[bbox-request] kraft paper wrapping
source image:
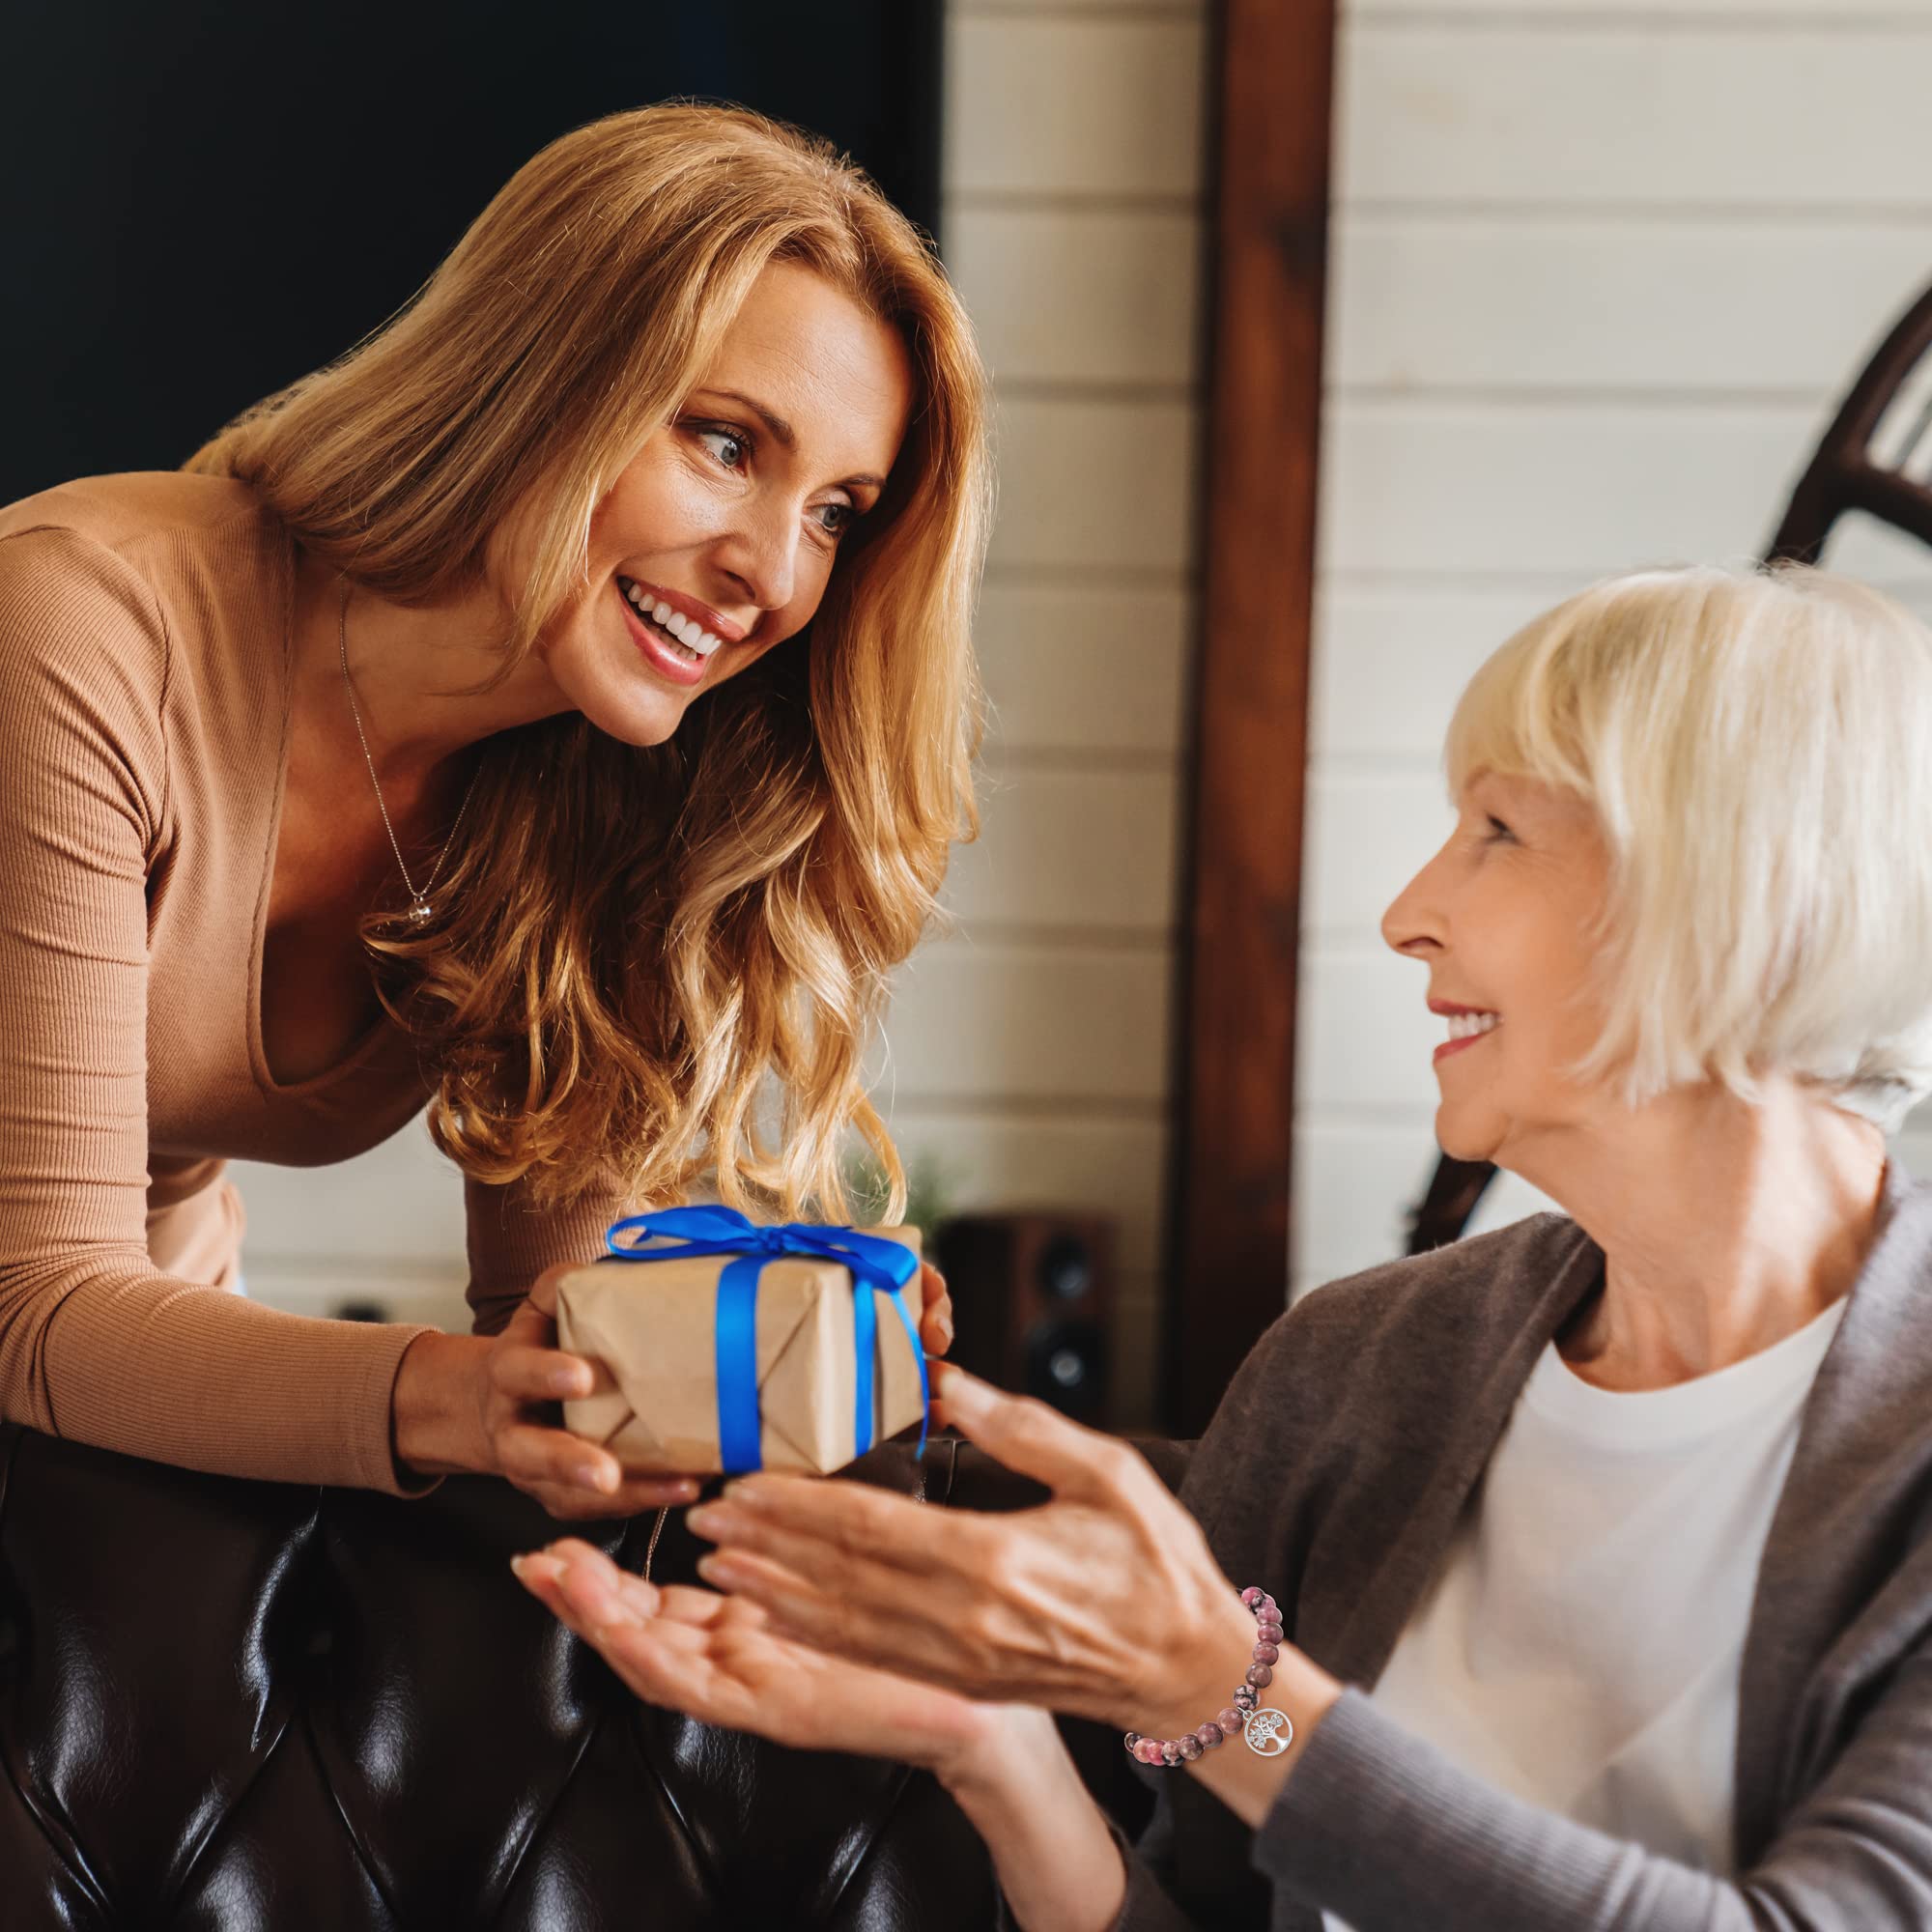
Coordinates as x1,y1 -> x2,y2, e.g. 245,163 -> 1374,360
555,1227 -> 924,1475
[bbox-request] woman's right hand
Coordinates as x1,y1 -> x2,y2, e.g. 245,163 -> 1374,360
514,1537 -> 1002,1773
482,1264 -> 706,1517
392,1263 -> 702,1519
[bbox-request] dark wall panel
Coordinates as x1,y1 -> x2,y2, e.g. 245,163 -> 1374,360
1,1 -> 943,502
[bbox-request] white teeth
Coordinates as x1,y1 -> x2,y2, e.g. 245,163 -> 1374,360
1446,1012 -> 1499,1041
619,580 -> 724,663
660,611 -> 724,658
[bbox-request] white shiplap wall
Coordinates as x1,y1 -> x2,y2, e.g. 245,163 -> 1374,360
1299,0 -> 1932,1297
236,7 -> 1932,1406
880,0 -> 1208,1427
235,5 -> 1212,1433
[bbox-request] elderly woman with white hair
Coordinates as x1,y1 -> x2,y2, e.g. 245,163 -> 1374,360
516,562 -> 1932,1928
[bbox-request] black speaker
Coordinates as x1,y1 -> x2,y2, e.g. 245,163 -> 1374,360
933,1212 -> 1116,1424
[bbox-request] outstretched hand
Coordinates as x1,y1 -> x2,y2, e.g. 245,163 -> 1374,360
671,1361 -> 1254,1734
512,1537 -> 1009,1776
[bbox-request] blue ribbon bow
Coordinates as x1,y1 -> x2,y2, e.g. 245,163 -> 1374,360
602,1205 -> 929,1474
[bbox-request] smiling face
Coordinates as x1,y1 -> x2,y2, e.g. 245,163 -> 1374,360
1380,771 -> 1619,1171
529,259 -> 915,746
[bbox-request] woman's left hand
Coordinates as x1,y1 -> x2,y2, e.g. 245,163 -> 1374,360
676,1360 -> 1257,1735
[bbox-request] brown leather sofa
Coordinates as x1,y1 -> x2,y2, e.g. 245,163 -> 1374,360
0,1422 -> 1190,1928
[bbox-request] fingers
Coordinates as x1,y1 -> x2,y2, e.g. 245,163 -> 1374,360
544,1544 -> 761,1649
689,1511 -> 938,1637
486,1350 -> 700,1515
514,1542 -> 996,1770
594,1613 -> 992,1769
649,1580 -> 772,1632
689,1532 -> 980,1693
514,1541 -> 767,1642
516,1548 -> 671,1656
565,1595 -> 796,1736
930,1363 -> 1151,1503
692,1545 -> 859,1643
693,1544 -> 994,1703
497,1263 -> 584,1355
512,1548 -> 610,1641
498,1422 -> 616,1495
548,1541 -> 652,1630
919,1263 -> 955,1357
525,1260 -> 580,1318
498,1292 -> 559,1351
521,1481 -> 702,1522
491,1343 -> 595,1406
515,1547 -> 779,1727
554,1473 -> 702,1519
697,1469 -> 985,1580
688,1488 -> 979,1613
577,1615 -> 729,1715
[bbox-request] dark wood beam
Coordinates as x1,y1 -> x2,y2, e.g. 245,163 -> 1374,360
1162,0 -> 1336,1435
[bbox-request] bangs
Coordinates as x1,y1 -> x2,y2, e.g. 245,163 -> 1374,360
1442,596 -> 1606,807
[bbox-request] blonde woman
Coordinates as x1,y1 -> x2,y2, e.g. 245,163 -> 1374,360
0,105 -> 982,1514
527,566 -> 1932,1928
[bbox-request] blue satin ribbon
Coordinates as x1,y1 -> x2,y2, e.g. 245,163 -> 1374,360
602,1206 -> 929,1474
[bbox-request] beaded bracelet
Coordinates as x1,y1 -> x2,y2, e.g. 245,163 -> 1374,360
1122,1586 -> 1293,1767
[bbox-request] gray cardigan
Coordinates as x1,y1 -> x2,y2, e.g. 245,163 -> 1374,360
1112,1159 -> 1932,1930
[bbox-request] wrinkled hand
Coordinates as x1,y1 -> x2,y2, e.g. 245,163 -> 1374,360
676,1362 -> 1243,1731
512,1537 -> 1016,1776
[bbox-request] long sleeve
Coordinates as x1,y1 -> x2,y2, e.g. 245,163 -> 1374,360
1045,1194 -> 1932,1929
0,525 -> 433,1492
465,1165 -> 629,1336
1253,1664 -> 1932,1931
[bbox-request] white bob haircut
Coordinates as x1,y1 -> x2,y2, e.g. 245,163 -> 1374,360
1444,561 -> 1932,1135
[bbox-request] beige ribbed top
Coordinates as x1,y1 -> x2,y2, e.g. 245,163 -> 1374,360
0,472 -> 618,1494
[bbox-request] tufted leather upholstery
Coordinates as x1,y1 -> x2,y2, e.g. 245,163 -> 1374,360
0,1422 -> 1191,1928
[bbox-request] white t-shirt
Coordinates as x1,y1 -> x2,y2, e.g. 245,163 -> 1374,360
1321,1293 -> 1847,1932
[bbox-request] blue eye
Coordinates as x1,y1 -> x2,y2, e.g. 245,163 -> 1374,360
696,426 -> 749,469
814,501 -> 855,537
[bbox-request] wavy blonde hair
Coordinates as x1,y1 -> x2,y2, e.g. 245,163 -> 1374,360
188,104 -> 991,1218
1445,563 -> 1932,1132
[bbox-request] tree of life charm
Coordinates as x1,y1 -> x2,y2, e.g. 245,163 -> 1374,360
1244,1707 -> 1293,1756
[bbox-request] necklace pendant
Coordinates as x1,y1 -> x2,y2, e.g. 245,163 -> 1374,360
405,897 -> 435,926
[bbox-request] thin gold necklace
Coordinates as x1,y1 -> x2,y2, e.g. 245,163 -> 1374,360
337,579 -> 480,926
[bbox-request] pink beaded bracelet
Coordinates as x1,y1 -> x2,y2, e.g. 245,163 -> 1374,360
1122,1586 -> 1293,1768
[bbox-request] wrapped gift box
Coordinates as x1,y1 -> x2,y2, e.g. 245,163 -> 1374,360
555,1216 -> 925,1475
